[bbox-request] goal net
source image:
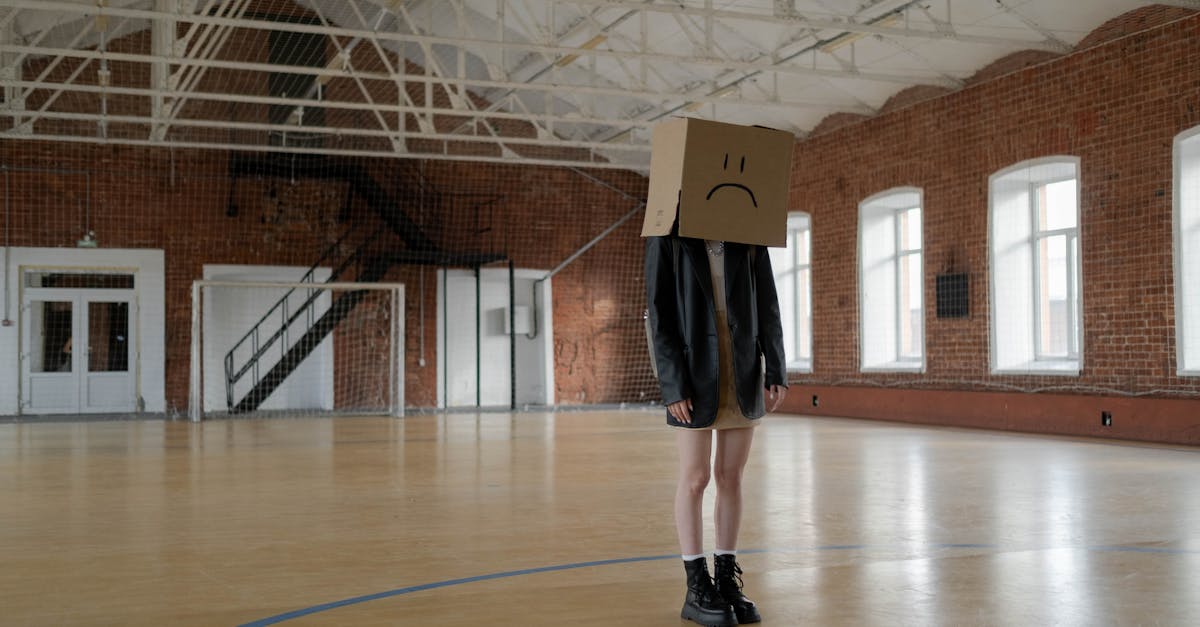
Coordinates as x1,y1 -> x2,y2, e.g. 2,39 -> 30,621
189,280 -> 404,422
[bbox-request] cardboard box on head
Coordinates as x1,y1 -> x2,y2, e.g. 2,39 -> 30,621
641,117 -> 794,247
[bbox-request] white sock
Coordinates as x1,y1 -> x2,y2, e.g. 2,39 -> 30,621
682,553 -> 705,562
714,549 -> 737,557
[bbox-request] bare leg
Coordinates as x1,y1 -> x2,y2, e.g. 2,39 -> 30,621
675,428 -> 713,556
713,427 -> 755,551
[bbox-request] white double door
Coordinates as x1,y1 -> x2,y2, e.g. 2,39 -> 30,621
22,288 -> 136,414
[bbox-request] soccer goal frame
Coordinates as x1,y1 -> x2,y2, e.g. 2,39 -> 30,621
189,279 -> 405,422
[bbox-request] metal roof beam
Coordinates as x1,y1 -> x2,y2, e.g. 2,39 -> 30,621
149,0 -> 175,140
1,7 -> 21,119
162,0 -> 253,133
309,0 -> 404,154
2,130 -> 646,170
345,0 -> 424,141
0,1 -> 961,86
535,0 -> 1071,51
0,108 -> 651,153
3,39 -> 948,91
2,46 -> 872,112
3,78 -> 690,129
13,14 -> 125,135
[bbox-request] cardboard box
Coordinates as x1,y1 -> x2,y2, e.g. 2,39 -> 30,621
642,118 -> 794,247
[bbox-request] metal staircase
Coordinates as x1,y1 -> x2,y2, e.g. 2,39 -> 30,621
222,154 -> 432,414
222,226 -> 390,413
222,153 -> 507,414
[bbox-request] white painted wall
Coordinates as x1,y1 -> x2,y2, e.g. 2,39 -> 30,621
0,247 -> 165,416
201,265 -> 334,413
436,268 -> 553,408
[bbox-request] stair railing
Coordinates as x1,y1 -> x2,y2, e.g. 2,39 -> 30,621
223,224 -> 386,411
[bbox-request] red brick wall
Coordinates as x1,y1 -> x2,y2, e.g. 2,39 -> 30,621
787,8 -> 1200,442
0,141 -> 649,413
7,3 -> 1200,440
1,0 -> 653,414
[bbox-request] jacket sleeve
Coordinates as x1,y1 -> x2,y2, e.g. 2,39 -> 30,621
645,236 -> 692,404
752,245 -> 789,389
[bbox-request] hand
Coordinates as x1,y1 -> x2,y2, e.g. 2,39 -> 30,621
765,385 -> 787,412
667,398 -> 694,424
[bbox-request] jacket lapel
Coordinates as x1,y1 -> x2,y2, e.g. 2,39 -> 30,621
680,238 -> 714,305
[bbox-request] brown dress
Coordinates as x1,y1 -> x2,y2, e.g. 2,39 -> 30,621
679,241 -> 758,431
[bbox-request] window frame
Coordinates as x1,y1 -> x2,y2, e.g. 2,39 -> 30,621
1031,175 -> 1081,361
858,187 -> 925,373
773,212 -> 813,373
1174,125 -> 1200,376
894,205 -> 923,363
988,156 -> 1083,376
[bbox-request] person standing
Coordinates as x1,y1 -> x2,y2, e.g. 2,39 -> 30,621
645,232 -> 788,627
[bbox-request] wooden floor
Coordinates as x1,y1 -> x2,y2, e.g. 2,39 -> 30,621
3,411 -> 1200,626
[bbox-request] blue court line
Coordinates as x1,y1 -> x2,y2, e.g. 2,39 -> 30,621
238,554 -> 680,627
1092,544 -> 1200,554
237,543 -> 1196,626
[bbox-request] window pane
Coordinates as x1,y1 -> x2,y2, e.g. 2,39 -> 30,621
778,213 -> 812,368
772,223 -> 796,365
900,207 -> 922,250
863,192 -> 922,369
25,273 -> 134,289
777,264 -> 796,363
1070,235 -> 1080,356
1179,132 -> 1200,371
1040,179 -> 1077,231
991,159 -> 1081,372
1038,235 -> 1070,357
31,301 -> 73,373
899,253 -> 923,359
768,245 -> 790,278
798,267 -> 812,361
88,302 -> 130,373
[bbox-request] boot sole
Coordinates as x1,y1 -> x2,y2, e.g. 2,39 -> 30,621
680,607 -> 737,627
734,605 -> 762,624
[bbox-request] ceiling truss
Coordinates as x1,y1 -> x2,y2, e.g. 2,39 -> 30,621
0,0 -> 1188,170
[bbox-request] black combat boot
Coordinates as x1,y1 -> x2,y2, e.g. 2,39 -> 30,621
714,553 -> 761,624
681,557 -> 737,627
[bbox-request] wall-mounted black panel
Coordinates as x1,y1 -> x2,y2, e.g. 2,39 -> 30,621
936,273 -> 969,318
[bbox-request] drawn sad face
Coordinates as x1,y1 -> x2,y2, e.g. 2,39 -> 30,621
703,151 -> 758,210
671,121 -> 790,244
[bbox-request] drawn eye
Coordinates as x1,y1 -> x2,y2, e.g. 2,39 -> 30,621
740,156 -> 745,173
723,153 -> 729,169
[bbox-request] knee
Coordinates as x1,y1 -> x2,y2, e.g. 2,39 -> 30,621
680,468 -> 711,496
713,466 -> 743,492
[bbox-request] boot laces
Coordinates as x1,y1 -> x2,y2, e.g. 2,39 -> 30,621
688,569 -> 724,604
718,559 -> 744,592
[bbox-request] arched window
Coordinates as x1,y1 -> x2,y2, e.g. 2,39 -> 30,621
989,157 -> 1081,374
768,212 -> 812,372
859,188 -> 924,371
1174,127 -> 1200,375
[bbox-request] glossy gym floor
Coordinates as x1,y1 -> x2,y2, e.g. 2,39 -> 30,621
2,411 -> 1199,626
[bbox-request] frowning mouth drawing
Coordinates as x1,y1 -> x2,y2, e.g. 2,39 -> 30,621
705,183 -> 757,207
705,153 -> 758,207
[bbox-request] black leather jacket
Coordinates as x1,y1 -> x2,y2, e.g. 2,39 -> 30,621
644,236 -> 788,427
